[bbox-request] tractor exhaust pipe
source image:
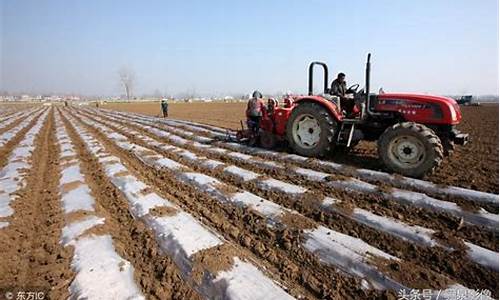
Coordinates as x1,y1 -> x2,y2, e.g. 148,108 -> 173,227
365,53 -> 371,103
365,53 -> 383,116
364,53 -> 383,117
358,53 -> 372,120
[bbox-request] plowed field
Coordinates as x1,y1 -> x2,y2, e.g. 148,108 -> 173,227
0,104 -> 497,299
105,101 -> 499,193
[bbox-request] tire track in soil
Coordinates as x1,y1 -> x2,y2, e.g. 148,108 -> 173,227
59,109 -> 201,300
0,111 -> 45,169
100,110 -> 498,251
82,109 -> 499,296
0,108 -> 74,299
65,110 -> 386,299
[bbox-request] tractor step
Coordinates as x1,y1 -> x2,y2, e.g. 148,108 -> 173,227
337,122 -> 356,147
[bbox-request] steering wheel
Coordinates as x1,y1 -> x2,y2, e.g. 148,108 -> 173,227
347,83 -> 360,94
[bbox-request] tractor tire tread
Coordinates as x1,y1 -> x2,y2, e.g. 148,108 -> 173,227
377,122 -> 443,178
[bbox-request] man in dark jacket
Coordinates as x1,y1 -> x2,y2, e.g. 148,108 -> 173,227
330,72 -> 347,98
161,99 -> 169,117
330,72 -> 354,116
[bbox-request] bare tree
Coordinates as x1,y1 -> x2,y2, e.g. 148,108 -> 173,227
118,67 -> 135,100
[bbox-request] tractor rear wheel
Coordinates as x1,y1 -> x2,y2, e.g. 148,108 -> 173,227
286,102 -> 337,157
378,122 -> 443,178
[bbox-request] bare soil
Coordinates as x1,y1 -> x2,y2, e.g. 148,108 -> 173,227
0,110 -> 74,299
104,101 -> 499,193
79,108 -> 499,296
0,104 -> 497,299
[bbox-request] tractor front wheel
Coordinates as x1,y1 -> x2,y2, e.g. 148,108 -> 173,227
378,122 -> 444,178
286,102 -> 337,157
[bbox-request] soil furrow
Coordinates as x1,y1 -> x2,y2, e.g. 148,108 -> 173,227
79,108 -> 499,295
74,108 -> 500,298
0,110 -> 24,123
65,109 -> 385,299
0,108 -> 74,299
0,110 -> 46,169
0,112 -> 15,120
87,109 -> 499,251
53,111 -> 145,298
58,109 -> 201,299
0,113 -> 31,135
63,110 -> 301,299
109,109 -> 496,208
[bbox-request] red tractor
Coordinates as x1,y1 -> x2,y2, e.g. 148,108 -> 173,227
239,54 -> 469,178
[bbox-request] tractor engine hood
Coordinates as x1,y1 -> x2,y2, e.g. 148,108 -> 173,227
376,93 -> 462,125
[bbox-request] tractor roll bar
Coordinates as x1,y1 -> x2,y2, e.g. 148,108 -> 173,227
308,62 -> 329,96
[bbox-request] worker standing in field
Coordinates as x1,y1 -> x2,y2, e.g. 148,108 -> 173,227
330,72 -> 354,116
161,99 -> 169,117
246,90 -> 265,134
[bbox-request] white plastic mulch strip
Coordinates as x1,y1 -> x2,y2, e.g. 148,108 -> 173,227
86,110 -> 499,270
54,111 -> 144,299
94,111 -> 500,271
163,119 -> 232,139
101,109 -> 235,135
161,116 -> 499,206
0,109 -> 16,119
69,235 -> 143,299
99,111 -> 499,232
322,199 -> 498,271
109,109 -> 497,205
76,113 -> 426,292
83,110 -> 498,297
328,178 -> 498,231
321,162 -> 499,205
63,111 -> 294,300
0,109 -> 49,229
0,109 -> 44,148
0,107 -> 25,117
0,109 -> 34,130
167,117 -> 237,135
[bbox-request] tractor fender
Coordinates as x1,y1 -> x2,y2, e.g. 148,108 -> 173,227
294,96 -> 343,122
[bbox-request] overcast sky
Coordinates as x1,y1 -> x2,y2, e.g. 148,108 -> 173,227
1,0 -> 498,97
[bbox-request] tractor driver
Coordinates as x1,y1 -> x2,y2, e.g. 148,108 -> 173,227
246,90 -> 266,134
331,72 -> 355,116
